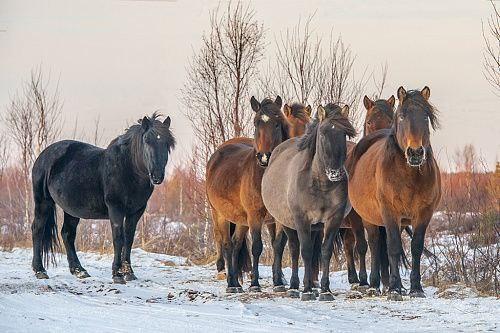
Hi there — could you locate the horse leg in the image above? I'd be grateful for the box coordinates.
[121,207,146,281]
[379,227,390,292]
[216,217,241,293]
[384,218,404,301]
[248,219,263,292]
[365,224,382,294]
[311,228,322,288]
[211,208,226,280]
[343,228,359,285]
[352,213,369,287]
[231,224,249,286]
[271,223,288,291]
[409,219,430,298]
[296,222,315,301]
[318,215,343,301]
[61,212,89,278]
[284,226,300,298]
[31,198,55,279]
[107,206,126,284]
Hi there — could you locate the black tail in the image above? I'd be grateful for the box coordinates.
[41,205,59,266]
[237,235,252,274]
[332,228,344,258]
[311,229,323,273]
[404,226,436,260]
[229,223,251,274]
[378,226,409,270]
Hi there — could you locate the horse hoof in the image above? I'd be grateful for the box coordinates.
[409,290,426,298]
[113,275,126,284]
[124,273,137,281]
[346,291,363,299]
[287,289,300,298]
[318,292,335,302]
[248,286,261,293]
[216,272,226,280]
[226,287,243,294]
[350,283,360,291]
[312,288,320,297]
[273,285,287,293]
[365,288,381,297]
[357,285,369,293]
[300,292,316,301]
[70,268,90,279]
[387,291,404,301]
[35,271,49,279]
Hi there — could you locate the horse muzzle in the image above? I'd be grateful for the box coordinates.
[405,146,426,167]
[256,152,271,167]
[149,172,164,185]
[325,166,346,182]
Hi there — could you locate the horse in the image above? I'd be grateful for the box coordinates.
[262,103,356,301]
[213,101,312,282]
[341,95,395,289]
[206,96,290,293]
[347,86,441,300]
[31,113,175,284]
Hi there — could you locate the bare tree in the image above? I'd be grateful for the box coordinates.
[4,66,63,226]
[263,17,369,131]
[372,62,389,100]
[0,133,9,182]
[181,1,265,164]
[482,0,500,95]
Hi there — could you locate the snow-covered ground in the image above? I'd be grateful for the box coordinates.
[0,248,498,333]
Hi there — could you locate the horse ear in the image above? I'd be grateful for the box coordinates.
[341,105,350,118]
[421,86,430,100]
[305,105,312,117]
[387,95,395,108]
[163,116,171,128]
[363,95,374,110]
[317,105,326,122]
[283,104,292,117]
[250,96,260,112]
[397,86,407,102]
[275,95,282,108]
[141,116,151,131]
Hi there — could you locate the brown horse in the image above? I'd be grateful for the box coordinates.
[213,102,311,285]
[347,86,441,300]
[206,96,290,293]
[342,95,395,288]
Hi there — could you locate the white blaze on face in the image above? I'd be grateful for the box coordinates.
[157,134,161,140]
[261,154,268,162]
[261,114,270,123]
[332,124,335,129]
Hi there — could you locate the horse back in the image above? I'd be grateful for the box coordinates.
[33,140,109,219]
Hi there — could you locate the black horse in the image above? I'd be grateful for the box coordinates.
[31,113,175,283]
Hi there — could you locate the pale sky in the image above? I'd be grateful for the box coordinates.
[0,0,498,169]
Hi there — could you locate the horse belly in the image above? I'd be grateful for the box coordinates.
[48,172,108,220]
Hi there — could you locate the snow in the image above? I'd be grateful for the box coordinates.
[0,248,498,333]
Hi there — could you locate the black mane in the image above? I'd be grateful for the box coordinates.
[109,112,176,176]
[298,104,356,154]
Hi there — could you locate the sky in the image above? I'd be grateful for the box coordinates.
[0,0,498,170]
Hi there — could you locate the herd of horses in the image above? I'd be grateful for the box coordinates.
[30,85,441,302]
[206,87,441,301]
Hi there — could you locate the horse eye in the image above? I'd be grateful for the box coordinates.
[275,123,280,129]
[399,115,404,121]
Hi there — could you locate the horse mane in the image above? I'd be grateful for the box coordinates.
[346,129,392,176]
[290,103,310,122]
[108,112,176,176]
[398,90,440,130]
[257,98,290,141]
[297,103,356,154]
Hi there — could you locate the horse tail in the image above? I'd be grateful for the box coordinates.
[332,228,344,257]
[237,233,252,275]
[31,164,60,267]
[312,229,323,275]
[378,226,409,270]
